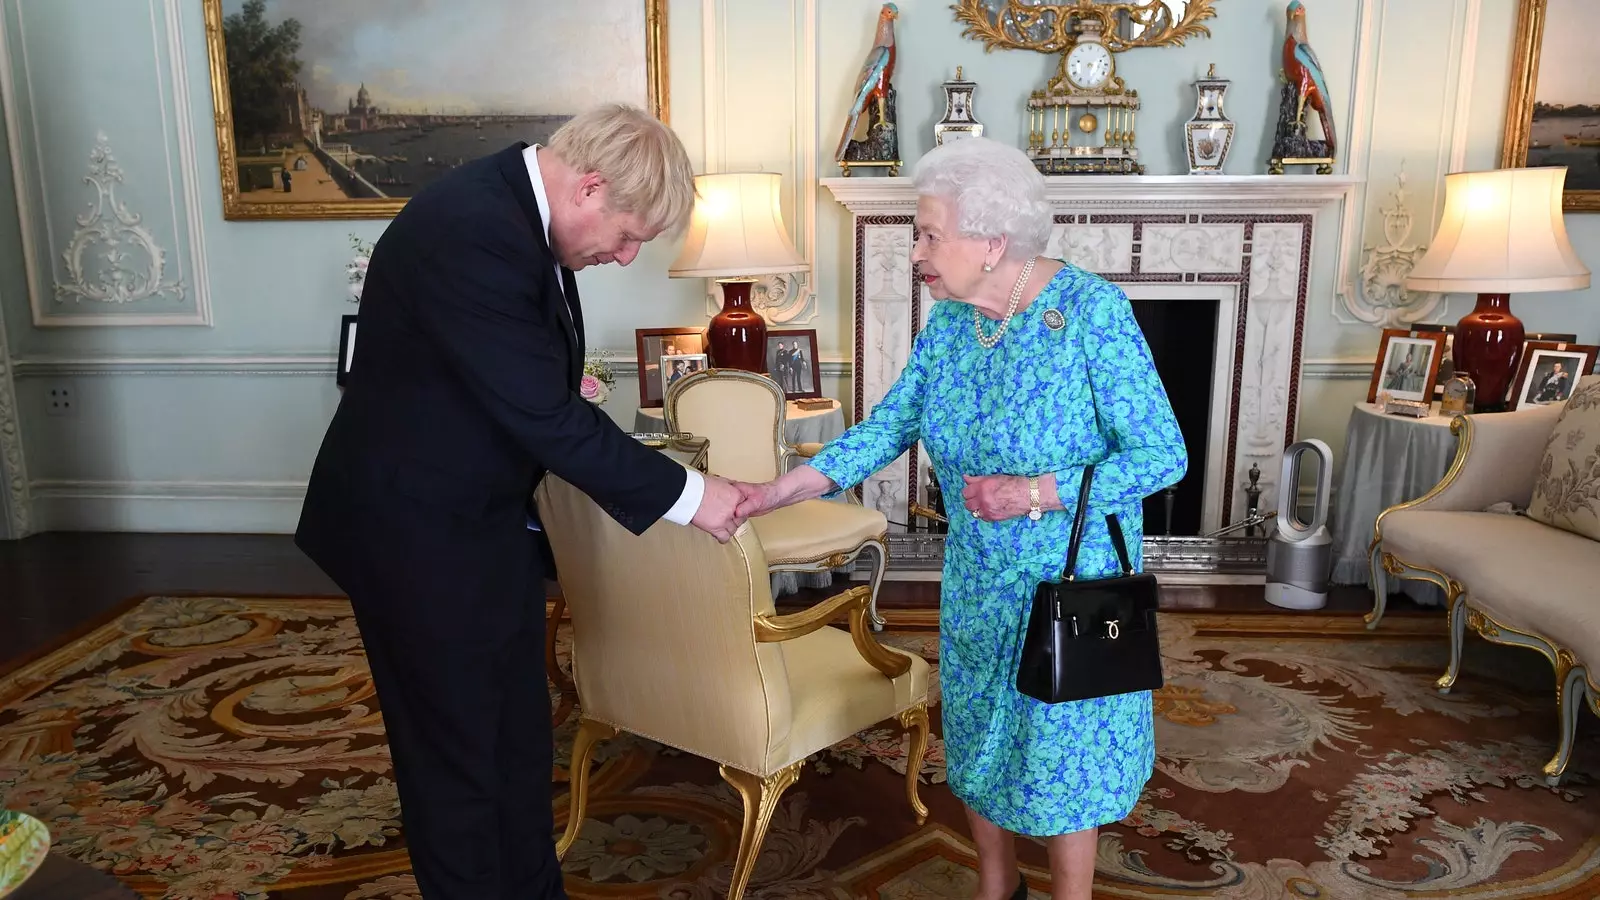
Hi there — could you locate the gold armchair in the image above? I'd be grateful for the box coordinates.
[534,472,930,900]
[664,368,890,629]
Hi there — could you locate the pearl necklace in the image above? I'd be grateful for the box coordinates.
[973,256,1037,349]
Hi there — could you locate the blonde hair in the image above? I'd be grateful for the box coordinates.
[547,103,695,237]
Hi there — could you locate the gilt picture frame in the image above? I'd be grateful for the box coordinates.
[202,0,668,221]
[1501,0,1600,211]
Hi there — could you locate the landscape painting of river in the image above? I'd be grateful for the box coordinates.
[1504,0,1600,207]
[203,0,667,219]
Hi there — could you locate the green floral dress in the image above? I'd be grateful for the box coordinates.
[809,263,1187,836]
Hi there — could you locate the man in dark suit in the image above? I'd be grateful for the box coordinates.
[295,104,748,899]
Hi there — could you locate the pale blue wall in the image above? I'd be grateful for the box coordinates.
[0,0,1594,534]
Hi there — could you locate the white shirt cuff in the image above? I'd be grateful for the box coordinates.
[661,467,705,525]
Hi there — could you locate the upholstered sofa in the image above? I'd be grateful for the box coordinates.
[1370,375,1600,785]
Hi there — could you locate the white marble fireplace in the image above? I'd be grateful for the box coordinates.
[821,174,1359,538]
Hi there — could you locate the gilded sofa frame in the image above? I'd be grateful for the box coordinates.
[1369,410,1592,784]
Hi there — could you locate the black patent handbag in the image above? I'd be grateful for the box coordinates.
[1016,464,1165,704]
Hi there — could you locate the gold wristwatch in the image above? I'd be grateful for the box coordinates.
[1027,475,1042,520]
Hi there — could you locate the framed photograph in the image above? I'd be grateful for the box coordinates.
[336,314,358,386]
[1367,328,1448,404]
[202,0,668,221]
[1501,0,1600,211]
[1511,342,1599,409]
[635,327,707,407]
[660,353,709,392]
[765,329,822,400]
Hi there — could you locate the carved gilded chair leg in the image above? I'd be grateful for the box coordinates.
[863,538,888,631]
[1542,657,1585,786]
[897,703,930,825]
[719,761,804,900]
[556,718,618,860]
[1435,585,1467,694]
[1365,546,1392,630]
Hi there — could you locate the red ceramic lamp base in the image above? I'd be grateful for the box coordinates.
[708,279,767,372]
[1451,292,1523,412]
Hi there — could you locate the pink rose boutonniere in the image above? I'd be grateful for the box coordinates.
[580,351,615,405]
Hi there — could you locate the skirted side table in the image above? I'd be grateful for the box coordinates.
[1330,401,1460,606]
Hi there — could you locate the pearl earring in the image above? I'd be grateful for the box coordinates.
[983,263,993,272]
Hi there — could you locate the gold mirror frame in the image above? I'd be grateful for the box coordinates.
[952,0,1218,54]
[1500,0,1598,212]
[202,0,668,221]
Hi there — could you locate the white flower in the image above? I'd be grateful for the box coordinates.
[348,283,363,302]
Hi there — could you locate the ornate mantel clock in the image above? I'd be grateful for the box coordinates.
[953,0,1220,176]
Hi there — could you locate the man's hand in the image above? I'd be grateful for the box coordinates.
[961,474,1035,522]
[735,481,781,520]
[691,475,748,543]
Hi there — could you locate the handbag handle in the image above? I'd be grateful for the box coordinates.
[1062,464,1136,580]
[1063,464,1095,581]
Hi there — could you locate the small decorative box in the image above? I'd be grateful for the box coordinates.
[1383,398,1431,418]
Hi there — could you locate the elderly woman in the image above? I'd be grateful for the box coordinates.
[737,137,1186,900]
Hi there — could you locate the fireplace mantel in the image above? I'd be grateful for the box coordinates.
[822,172,1361,572]
[821,174,1359,212]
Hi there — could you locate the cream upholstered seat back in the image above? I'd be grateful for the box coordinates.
[664,370,786,483]
[534,472,794,774]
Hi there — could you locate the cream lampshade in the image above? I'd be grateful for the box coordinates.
[669,172,807,372]
[1405,167,1589,410]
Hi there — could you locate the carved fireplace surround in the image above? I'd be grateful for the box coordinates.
[821,174,1360,575]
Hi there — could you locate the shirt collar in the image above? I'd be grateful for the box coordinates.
[521,144,553,247]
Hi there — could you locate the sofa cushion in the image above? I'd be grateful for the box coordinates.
[1382,509,1600,668]
[1527,374,1600,541]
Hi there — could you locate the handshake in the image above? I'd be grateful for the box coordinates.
[689,474,782,543]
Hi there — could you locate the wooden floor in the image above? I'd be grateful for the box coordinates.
[0,532,1428,671]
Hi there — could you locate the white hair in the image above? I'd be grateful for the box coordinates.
[911,137,1052,258]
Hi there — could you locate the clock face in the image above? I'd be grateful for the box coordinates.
[1065,41,1112,90]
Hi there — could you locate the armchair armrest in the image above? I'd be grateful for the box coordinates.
[753,585,911,678]
[1378,403,1563,529]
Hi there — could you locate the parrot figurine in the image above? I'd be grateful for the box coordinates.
[835,3,899,162]
[1283,1,1336,155]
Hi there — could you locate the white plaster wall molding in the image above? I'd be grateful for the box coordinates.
[699,0,818,326]
[1335,0,1479,326]
[0,338,32,539]
[1352,169,1444,327]
[53,131,186,307]
[824,178,1354,536]
[0,0,212,327]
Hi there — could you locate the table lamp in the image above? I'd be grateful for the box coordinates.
[1404,167,1589,411]
[668,172,808,372]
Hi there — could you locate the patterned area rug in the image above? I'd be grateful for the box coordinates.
[0,596,1597,899]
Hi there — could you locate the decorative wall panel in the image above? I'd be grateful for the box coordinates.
[0,0,210,326]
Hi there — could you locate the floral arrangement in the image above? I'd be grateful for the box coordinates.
[346,234,374,302]
[580,350,616,405]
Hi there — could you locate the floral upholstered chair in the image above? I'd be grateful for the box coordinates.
[663,368,891,629]
[534,471,930,899]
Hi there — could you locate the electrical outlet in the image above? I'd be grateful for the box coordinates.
[45,382,77,417]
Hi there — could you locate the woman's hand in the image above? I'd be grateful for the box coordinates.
[961,473,1058,522]
[734,465,836,520]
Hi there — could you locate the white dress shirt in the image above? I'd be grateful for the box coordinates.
[522,145,704,526]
